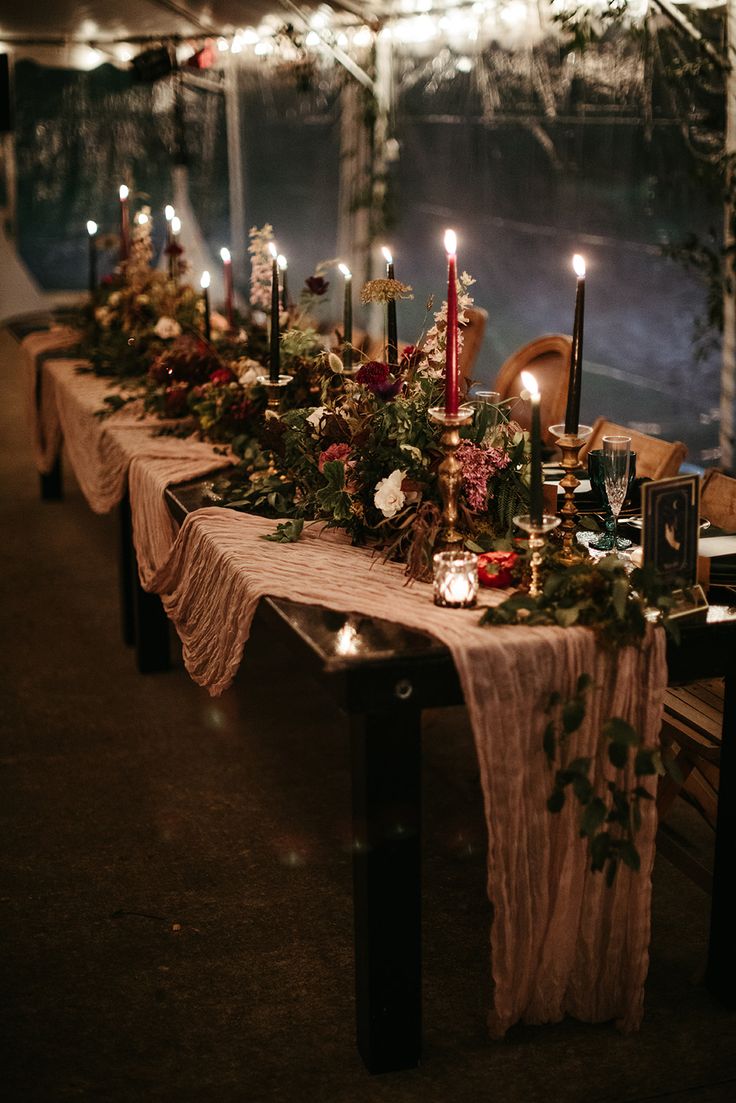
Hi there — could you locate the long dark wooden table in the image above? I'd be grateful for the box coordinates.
[155,478,736,1072]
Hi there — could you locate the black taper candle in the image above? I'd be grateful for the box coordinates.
[530,393,543,526]
[342,268,353,370]
[564,258,585,435]
[270,254,280,383]
[386,257,398,367]
[281,266,289,313]
[202,285,211,342]
[87,222,98,298]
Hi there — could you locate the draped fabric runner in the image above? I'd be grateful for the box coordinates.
[18,333,668,1038]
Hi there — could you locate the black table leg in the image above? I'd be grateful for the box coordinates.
[40,454,63,501]
[705,670,736,1006]
[350,706,422,1074]
[120,493,170,673]
[118,496,135,647]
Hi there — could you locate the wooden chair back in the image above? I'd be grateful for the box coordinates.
[701,469,736,530]
[493,334,572,446]
[579,418,686,480]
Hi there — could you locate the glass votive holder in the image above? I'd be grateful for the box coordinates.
[433,550,479,608]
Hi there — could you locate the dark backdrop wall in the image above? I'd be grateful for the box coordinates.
[13,37,724,463]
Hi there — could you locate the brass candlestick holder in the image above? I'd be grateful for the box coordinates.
[257,374,293,415]
[429,404,474,547]
[513,514,561,597]
[549,423,592,565]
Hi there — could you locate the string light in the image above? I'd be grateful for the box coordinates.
[4,3,670,73]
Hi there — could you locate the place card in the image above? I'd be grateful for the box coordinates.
[642,474,707,618]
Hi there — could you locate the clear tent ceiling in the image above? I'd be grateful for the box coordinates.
[0,1,372,39]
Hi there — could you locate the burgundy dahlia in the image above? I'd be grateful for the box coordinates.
[305,275,329,296]
[355,360,402,400]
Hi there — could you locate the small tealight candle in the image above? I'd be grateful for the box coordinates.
[338,262,353,370]
[86,220,98,297]
[433,550,479,608]
[200,270,211,341]
[220,246,234,330]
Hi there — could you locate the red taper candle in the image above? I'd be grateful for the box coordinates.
[444,228,459,416]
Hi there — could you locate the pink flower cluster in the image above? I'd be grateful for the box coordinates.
[456,441,510,513]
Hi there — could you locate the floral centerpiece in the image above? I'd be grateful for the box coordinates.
[85,208,203,379]
[211,274,531,579]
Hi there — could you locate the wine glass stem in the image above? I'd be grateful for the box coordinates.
[612,510,618,551]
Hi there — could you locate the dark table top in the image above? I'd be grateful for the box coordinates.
[164,477,736,703]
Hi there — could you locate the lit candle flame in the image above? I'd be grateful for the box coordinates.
[335,622,359,656]
[444,228,457,255]
[164,204,175,222]
[381,246,393,265]
[135,211,149,225]
[200,270,210,289]
[86,220,97,236]
[268,242,278,259]
[573,253,586,278]
[521,370,540,400]
[220,246,231,263]
[338,263,351,279]
[171,216,181,234]
[119,184,129,201]
[277,254,287,271]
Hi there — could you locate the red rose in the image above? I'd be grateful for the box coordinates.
[209,367,234,386]
[478,551,520,589]
[163,383,190,419]
[318,442,351,473]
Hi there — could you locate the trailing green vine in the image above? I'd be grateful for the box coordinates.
[544,673,666,885]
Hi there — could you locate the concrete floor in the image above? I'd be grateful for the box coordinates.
[1,327,735,1102]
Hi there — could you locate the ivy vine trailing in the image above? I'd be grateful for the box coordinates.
[544,674,663,886]
[482,554,681,881]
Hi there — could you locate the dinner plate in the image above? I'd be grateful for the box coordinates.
[623,516,711,533]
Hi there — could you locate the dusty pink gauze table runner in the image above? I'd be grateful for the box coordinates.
[18,333,668,1039]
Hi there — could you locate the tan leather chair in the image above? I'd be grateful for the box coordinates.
[494,334,572,446]
[459,307,488,386]
[579,418,687,480]
[701,468,736,530]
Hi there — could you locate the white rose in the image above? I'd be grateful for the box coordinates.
[238,364,259,387]
[154,316,182,339]
[306,406,326,430]
[374,469,407,519]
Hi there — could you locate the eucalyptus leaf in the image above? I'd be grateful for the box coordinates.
[262,518,305,543]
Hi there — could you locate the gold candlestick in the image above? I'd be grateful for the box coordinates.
[257,374,293,416]
[549,423,592,564]
[513,514,561,596]
[429,404,474,547]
